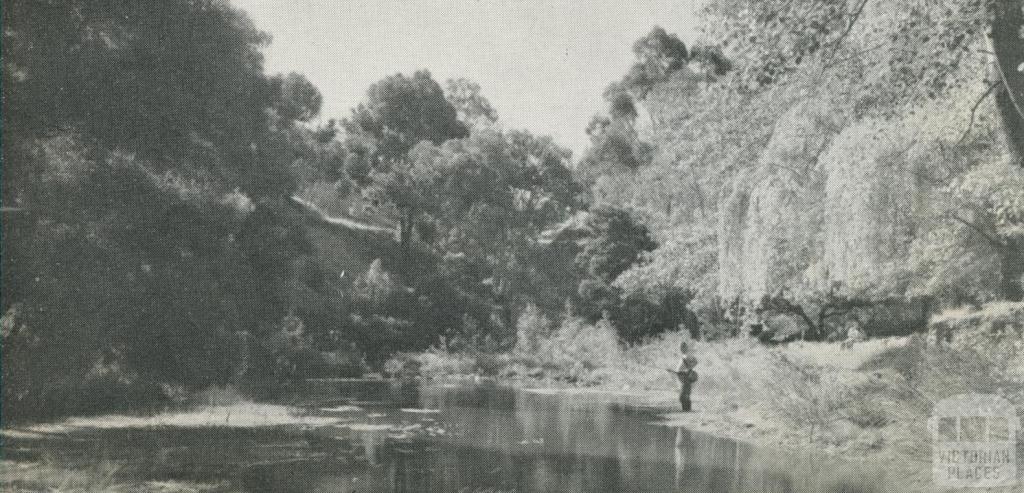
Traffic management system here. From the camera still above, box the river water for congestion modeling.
[5,380,890,492]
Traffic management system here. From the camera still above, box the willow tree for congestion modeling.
[599,0,1024,341]
[704,0,1023,163]
[710,0,1024,309]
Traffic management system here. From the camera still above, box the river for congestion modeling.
[4,380,890,492]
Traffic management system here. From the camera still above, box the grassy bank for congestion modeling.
[392,307,1024,491]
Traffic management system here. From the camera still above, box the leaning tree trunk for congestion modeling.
[991,0,1024,166]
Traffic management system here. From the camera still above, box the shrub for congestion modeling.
[383,352,425,378]
[515,304,552,354]
[397,349,476,378]
[532,315,622,377]
[842,397,891,428]
[761,354,856,442]
[929,302,1024,381]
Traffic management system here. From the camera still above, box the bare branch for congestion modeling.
[824,0,870,62]
[949,212,1004,248]
[956,80,1002,146]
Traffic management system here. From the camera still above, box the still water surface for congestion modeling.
[7,380,889,492]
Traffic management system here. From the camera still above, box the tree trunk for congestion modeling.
[991,0,1024,166]
[998,239,1024,301]
[398,208,415,249]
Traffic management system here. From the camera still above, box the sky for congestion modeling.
[230,0,701,155]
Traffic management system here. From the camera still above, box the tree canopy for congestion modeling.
[585,0,1024,342]
[1,0,336,419]
[346,70,469,165]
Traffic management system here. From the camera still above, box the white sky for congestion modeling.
[231,0,700,155]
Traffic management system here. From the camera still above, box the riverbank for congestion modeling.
[396,328,1024,492]
[1,370,898,493]
[4,323,1020,492]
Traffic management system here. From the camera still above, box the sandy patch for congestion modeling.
[0,429,50,440]
[25,403,341,433]
[340,423,396,432]
[320,405,363,413]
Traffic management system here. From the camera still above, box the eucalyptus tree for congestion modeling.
[344,70,469,247]
[446,78,499,130]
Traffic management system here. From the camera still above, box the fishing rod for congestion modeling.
[635,363,693,375]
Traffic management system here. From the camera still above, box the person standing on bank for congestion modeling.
[673,340,699,411]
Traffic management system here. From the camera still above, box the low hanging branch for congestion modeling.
[760,286,881,341]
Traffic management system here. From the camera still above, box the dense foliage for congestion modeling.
[4,0,1021,421]
[587,0,1024,341]
[2,0,334,419]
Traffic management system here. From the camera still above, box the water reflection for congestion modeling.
[5,380,888,492]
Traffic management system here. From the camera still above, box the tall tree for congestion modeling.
[345,70,469,247]
[1,0,327,418]
[446,78,499,129]
[990,0,1024,166]
[272,72,324,123]
[622,26,690,99]
[1,0,310,199]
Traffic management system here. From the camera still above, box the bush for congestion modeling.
[515,304,552,354]
[386,350,475,379]
[383,352,425,378]
[575,280,698,342]
[2,358,169,423]
[761,355,856,441]
[863,333,1017,413]
[262,315,366,381]
[843,397,891,428]
[929,302,1024,381]
[529,315,622,380]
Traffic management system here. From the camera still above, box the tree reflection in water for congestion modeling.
[6,381,889,492]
